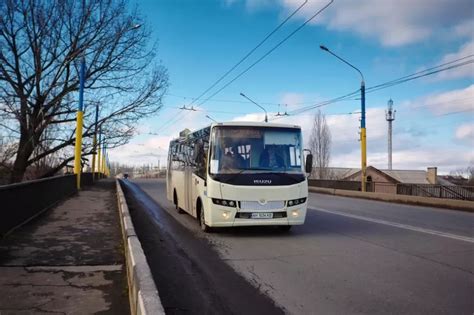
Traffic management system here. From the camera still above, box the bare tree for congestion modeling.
[450,163,474,185]
[309,110,331,179]
[0,0,168,183]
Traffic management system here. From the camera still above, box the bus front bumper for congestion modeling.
[205,203,307,227]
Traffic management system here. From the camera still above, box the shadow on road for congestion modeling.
[119,180,284,315]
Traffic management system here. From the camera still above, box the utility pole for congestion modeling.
[73,57,85,189]
[92,104,99,180]
[385,99,396,170]
[320,45,367,191]
[239,92,268,122]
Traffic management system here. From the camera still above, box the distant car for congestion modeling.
[123,173,129,179]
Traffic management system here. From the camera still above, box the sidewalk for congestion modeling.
[0,179,130,314]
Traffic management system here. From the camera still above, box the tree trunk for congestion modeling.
[9,136,34,183]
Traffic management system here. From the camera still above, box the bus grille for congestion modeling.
[239,201,285,211]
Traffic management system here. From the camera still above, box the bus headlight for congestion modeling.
[212,198,237,208]
[222,211,231,219]
[287,198,306,207]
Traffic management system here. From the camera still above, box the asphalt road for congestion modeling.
[127,178,474,315]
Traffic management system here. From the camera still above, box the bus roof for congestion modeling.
[171,121,301,142]
[209,121,301,129]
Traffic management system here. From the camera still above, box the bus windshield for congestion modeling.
[210,126,303,174]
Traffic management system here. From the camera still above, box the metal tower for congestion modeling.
[385,99,396,170]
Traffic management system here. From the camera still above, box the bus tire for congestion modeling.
[197,200,212,233]
[173,190,184,214]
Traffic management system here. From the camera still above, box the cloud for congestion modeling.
[279,0,473,47]
[109,106,211,165]
[109,135,171,166]
[415,84,474,115]
[223,0,275,11]
[279,92,305,110]
[435,39,474,81]
[453,19,474,38]
[455,123,474,142]
[370,147,474,171]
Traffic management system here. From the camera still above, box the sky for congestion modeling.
[109,0,474,174]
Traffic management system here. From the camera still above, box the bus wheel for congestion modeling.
[198,202,212,233]
[278,225,292,232]
[173,190,184,214]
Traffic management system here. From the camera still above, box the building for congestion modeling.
[312,166,456,194]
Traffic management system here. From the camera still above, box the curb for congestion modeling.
[116,180,165,315]
[308,186,474,212]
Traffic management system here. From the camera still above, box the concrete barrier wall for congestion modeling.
[308,179,361,191]
[116,180,165,315]
[309,186,474,212]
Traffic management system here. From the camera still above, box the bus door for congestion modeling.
[184,166,194,213]
[190,139,207,218]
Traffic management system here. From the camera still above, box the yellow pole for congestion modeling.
[73,110,84,189]
[74,58,86,190]
[97,144,101,176]
[102,150,106,176]
[91,134,97,180]
[361,127,367,192]
[360,82,367,192]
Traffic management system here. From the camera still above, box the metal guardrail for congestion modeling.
[0,172,104,237]
[397,184,474,201]
[309,180,474,201]
[0,175,76,236]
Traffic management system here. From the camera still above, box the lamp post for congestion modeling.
[73,57,86,189]
[73,24,141,188]
[97,125,102,177]
[239,92,268,122]
[92,104,99,181]
[205,114,217,123]
[320,45,367,191]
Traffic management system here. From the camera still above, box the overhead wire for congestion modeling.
[185,0,309,108]
[367,54,474,92]
[276,54,474,118]
[197,0,335,107]
[153,110,187,134]
[165,93,321,107]
[366,60,474,94]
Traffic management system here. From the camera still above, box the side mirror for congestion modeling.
[305,153,313,174]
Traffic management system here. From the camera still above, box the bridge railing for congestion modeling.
[0,172,104,236]
[308,180,474,201]
[396,184,474,201]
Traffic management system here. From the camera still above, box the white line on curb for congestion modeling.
[310,207,474,244]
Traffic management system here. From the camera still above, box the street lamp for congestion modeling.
[92,104,99,181]
[205,114,217,123]
[73,23,142,189]
[239,92,268,122]
[73,57,86,189]
[98,124,102,177]
[320,45,367,191]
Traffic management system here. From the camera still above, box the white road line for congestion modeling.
[310,207,474,244]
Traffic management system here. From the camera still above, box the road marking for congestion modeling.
[310,207,474,244]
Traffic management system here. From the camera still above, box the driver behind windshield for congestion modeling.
[259,145,285,168]
[220,140,244,170]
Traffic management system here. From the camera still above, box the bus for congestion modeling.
[166,121,313,232]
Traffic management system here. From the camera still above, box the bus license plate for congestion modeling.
[251,212,273,219]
